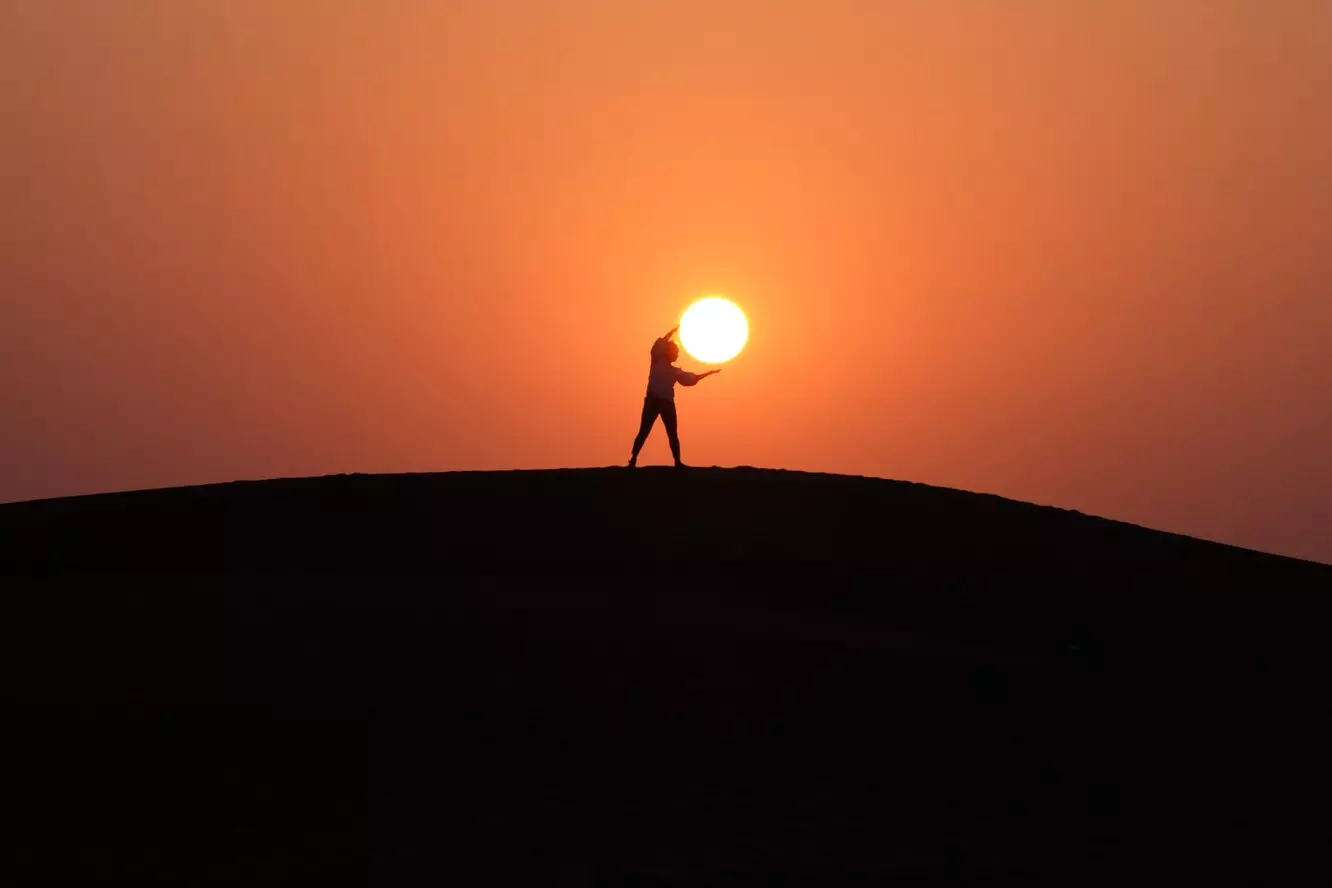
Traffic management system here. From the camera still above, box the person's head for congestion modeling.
[651,337,680,364]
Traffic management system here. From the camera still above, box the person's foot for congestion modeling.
[674,461,689,469]
[627,457,637,468]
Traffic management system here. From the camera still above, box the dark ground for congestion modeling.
[3,467,1330,881]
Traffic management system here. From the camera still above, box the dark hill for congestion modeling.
[4,468,1330,881]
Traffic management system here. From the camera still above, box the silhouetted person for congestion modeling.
[628,325,720,468]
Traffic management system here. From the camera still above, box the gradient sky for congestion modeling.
[4,1,1330,562]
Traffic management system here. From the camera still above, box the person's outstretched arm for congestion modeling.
[675,368,721,386]
[662,325,679,340]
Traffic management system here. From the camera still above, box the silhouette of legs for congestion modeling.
[660,401,683,466]
[629,396,683,467]
[629,397,661,466]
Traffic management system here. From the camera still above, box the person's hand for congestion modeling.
[665,325,680,339]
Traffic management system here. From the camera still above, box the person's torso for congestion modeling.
[646,362,678,400]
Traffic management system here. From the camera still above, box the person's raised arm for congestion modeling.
[662,325,679,341]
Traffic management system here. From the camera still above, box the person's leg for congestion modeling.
[629,397,659,466]
[661,401,683,466]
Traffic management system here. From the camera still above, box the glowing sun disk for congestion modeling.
[680,297,748,364]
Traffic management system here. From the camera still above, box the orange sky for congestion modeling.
[4,1,1330,563]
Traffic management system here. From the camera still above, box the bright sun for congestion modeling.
[679,296,749,364]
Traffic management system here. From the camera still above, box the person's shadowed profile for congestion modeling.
[628,325,720,468]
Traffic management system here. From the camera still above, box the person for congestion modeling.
[628,325,720,468]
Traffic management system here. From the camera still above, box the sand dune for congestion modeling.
[4,468,1329,880]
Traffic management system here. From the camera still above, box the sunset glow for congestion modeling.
[3,2,1331,563]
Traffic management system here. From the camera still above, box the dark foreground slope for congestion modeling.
[3,468,1330,880]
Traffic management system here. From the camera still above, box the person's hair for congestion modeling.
[651,337,680,364]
